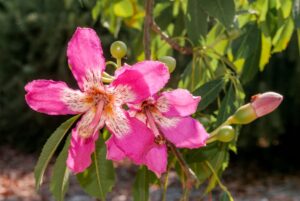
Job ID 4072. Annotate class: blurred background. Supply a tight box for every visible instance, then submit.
[0,0,300,200]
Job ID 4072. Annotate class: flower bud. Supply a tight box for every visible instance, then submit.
[230,92,283,124]
[158,56,176,73]
[217,125,235,142]
[250,92,283,117]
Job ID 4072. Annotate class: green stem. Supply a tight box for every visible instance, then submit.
[102,72,115,80]
[101,76,114,83]
[206,117,233,143]
[105,61,118,69]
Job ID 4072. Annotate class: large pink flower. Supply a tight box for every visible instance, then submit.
[25,27,169,173]
[107,89,209,176]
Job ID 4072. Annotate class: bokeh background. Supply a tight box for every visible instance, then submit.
[1,0,300,200]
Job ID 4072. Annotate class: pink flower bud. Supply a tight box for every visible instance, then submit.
[250,92,283,117]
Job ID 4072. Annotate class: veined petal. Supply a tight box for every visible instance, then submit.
[25,79,90,115]
[159,117,209,149]
[67,27,105,91]
[105,137,126,161]
[156,89,200,117]
[142,144,167,177]
[111,61,169,103]
[109,116,155,163]
[67,125,99,174]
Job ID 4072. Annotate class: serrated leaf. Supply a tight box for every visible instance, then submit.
[133,166,149,201]
[77,136,115,200]
[34,115,80,190]
[194,78,225,111]
[198,0,235,28]
[216,84,236,126]
[272,17,294,53]
[50,135,71,201]
[186,0,208,44]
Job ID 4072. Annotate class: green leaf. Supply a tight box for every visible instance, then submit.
[133,166,149,201]
[259,23,272,71]
[256,0,269,22]
[293,0,300,28]
[272,17,294,53]
[77,135,115,200]
[198,0,235,29]
[186,0,208,44]
[113,0,134,18]
[193,78,226,111]
[297,29,300,55]
[50,135,71,201]
[280,0,292,19]
[216,84,236,126]
[91,0,102,21]
[34,115,80,190]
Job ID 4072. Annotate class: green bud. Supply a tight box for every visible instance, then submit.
[158,56,176,73]
[110,41,127,59]
[230,103,257,125]
[217,125,235,142]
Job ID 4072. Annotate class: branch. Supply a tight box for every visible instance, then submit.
[143,0,154,59]
[151,21,193,55]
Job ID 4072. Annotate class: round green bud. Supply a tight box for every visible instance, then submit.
[158,56,176,73]
[217,125,235,142]
[110,41,127,59]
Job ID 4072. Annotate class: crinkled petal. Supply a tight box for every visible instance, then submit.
[143,144,167,177]
[112,61,169,103]
[109,116,155,163]
[25,79,90,115]
[67,27,105,90]
[67,124,99,174]
[106,137,126,161]
[159,117,209,149]
[156,89,200,117]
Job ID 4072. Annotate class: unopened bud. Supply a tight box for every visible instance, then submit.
[230,92,283,124]
[250,92,283,117]
[158,56,176,73]
[217,125,235,142]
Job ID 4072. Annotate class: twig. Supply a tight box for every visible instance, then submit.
[151,21,193,55]
[143,0,154,59]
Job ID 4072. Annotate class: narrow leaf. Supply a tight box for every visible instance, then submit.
[77,135,115,200]
[198,0,235,28]
[133,166,149,201]
[50,135,71,201]
[194,78,225,111]
[34,115,80,190]
[272,17,294,53]
[186,0,208,44]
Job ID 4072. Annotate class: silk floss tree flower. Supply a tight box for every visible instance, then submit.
[107,84,209,176]
[25,27,170,173]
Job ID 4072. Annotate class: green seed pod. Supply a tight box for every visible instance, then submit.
[110,41,127,59]
[158,56,176,73]
[217,125,235,142]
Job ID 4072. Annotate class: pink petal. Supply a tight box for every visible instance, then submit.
[25,79,90,115]
[106,137,126,161]
[157,89,201,117]
[111,61,169,103]
[159,117,209,149]
[109,116,155,163]
[67,125,99,173]
[143,144,167,177]
[67,27,106,90]
[251,92,283,117]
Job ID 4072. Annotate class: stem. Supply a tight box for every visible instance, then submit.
[168,143,199,187]
[102,72,115,80]
[151,21,193,55]
[206,117,233,143]
[144,0,154,59]
[101,76,114,83]
[162,170,169,201]
[105,61,118,69]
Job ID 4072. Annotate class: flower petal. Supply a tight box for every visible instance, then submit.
[109,116,155,163]
[112,61,169,103]
[105,137,126,161]
[67,125,99,173]
[143,144,167,177]
[156,89,200,117]
[67,27,105,90]
[159,117,209,149]
[25,79,90,115]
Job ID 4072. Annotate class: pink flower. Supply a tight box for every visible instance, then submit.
[251,92,283,117]
[25,27,169,173]
[107,89,209,176]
